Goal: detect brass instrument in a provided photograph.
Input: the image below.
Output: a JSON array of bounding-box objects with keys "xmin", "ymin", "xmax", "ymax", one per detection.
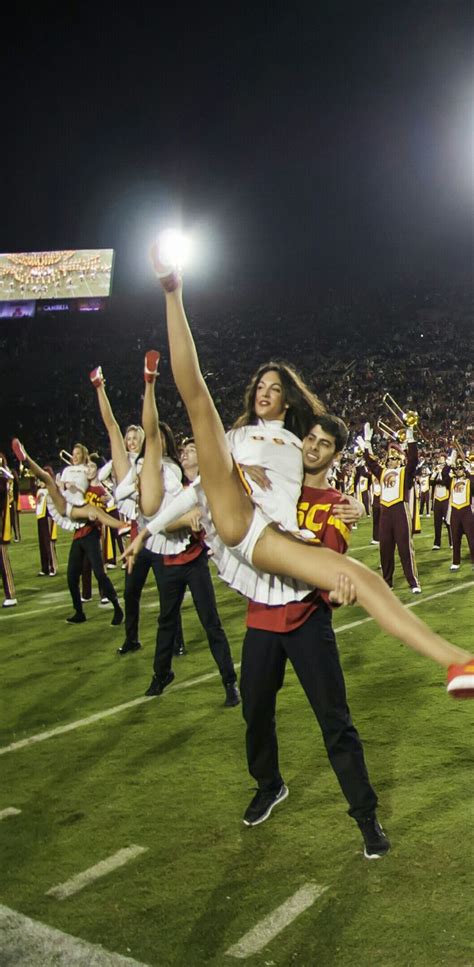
[
  {"xmin": 59, "ymin": 449, "xmax": 73, "ymax": 465},
  {"xmin": 381, "ymin": 393, "xmax": 428, "ymax": 442},
  {"xmin": 451, "ymin": 437, "xmax": 466, "ymax": 461},
  {"xmin": 377, "ymin": 419, "xmax": 407, "ymax": 444},
  {"xmin": 382, "ymin": 392, "xmax": 419, "ymax": 428}
]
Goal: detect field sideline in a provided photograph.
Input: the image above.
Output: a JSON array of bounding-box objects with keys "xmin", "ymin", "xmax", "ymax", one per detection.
[{"xmin": 1, "ymin": 514, "xmax": 473, "ymax": 966}]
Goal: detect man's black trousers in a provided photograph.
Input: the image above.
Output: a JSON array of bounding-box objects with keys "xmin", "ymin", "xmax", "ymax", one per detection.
[
  {"xmin": 240, "ymin": 605, "xmax": 378, "ymax": 820},
  {"xmin": 124, "ymin": 547, "xmax": 184, "ymax": 648}
]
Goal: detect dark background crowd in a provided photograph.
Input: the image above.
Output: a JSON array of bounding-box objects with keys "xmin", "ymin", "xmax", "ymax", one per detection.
[{"xmin": 1, "ymin": 277, "xmax": 472, "ymax": 470}]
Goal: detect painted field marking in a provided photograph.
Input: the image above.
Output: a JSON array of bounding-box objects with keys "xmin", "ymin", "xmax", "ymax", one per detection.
[
  {"xmin": 349, "ymin": 542, "xmax": 380, "ymax": 552},
  {"xmin": 226, "ymin": 882, "xmax": 328, "ymax": 959},
  {"xmin": 1, "ymin": 581, "xmax": 472, "ymax": 759},
  {"xmin": 46, "ymin": 845, "xmax": 148, "ymax": 900},
  {"xmin": 0, "ymin": 807, "xmax": 21, "ymax": 820},
  {"xmin": 0, "ymin": 585, "xmax": 158, "ymax": 619},
  {"xmin": 0, "ymin": 902, "xmax": 150, "ymax": 965},
  {"xmin": 0, "ymin": 668, "xmax": 231, "ymax": 757},
  {"xmin": 1, "ymin": 602, "xmax": 75, "ymax": 620}
]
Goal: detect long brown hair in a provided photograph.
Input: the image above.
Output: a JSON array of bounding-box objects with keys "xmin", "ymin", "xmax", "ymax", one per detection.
[{"xmin": 233, "ymin": 361, "xmax": 325, "ymax": 440}]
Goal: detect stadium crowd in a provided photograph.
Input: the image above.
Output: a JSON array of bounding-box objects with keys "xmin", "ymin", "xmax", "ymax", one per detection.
[{"xmin": 2, "ymin": 279, "xmax": 472, "ymax": 465}]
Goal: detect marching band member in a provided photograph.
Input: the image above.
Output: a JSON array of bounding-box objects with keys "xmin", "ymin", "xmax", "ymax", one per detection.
[
  {"xmin": 0, "ymin": 456, "xmax": 16, "ymax": 607},
  {"xmin": 418, "ymin": 464, "xmax": 431, "ymax": 518},
  {"xmin": 354, "ymin": 457, "xmax": 371, "ymax": 517},
  {"xmin": 358, "ymin": 424, "xmax": 421, "ymax": 593},
  {"xmin": 442, "ymin": 450, "xmax": 474, "ymax": 572},
  {"xmin": 10, "ymin": 463, "xmax": 21, "ymax": 542},
  {"xmin": 142, "ymin": 251, "xmax": 474, "ymax": 699},
  {"xmin": 370, "ymin": 471, "xmax": 381, "ymax": 544},
  {"xmin": 430, "ymin": 453, "xmax": 452, "ymax": 550}
]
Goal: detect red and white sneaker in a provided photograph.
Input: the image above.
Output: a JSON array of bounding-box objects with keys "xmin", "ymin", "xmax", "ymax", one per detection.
[
  {"xmin": 11, "ymin": 438, "xmax": 27, "ymax": 462},
  {"xmin": 144, "ymin": 350, "xmax": 160, "ymax": 383},
  {"xmin": 150, "ymin": 243, "xmax": 181, "ymax": 293},
  {"xmin": 89, "ymin": 365, "xmax": 104, "ymax": 388},
  {"xmin": 447, "ymin": 661, "xmax": 474, "ymax": 699}
]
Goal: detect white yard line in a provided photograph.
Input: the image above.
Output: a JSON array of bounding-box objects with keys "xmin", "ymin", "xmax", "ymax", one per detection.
[
  {"xmin": 0, "ymin": 669, "xmax": 231, "ymax": 757},
  {"xmin": 0, "ymin": 807, "xmax": 21, "ymax": 820},
  {"xmin": 46, "ymin": 845, "xmax": 148, "ymax": 900},
  {"xmin": 335, "ymin": 580, "xmax": 474, "ymax": 633},
  {"xmin": 1, "ymin": 581, "xmax": 471, "ymax": 759},
  {"xmin": 349, "ymin": 542, "xmax": 380, "ymax": 552},
  {"xmin": 0, "ymin": 902, "xmax": 150, "ymax": 965},
  {"xmin": 1, "ymin": 602, "xmax": 73, "ymax": 619},
  {"xmin": 226, "ymin": 883, "xmax": 328, "ymax": 958}
]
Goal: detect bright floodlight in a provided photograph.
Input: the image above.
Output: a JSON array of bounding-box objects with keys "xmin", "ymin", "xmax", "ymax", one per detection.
[{"xmin": 157, "ymin": 229, "xmax": 191, "ymax": 268}]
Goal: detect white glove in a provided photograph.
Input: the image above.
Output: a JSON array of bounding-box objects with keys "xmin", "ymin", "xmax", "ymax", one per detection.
[
  {"xmin": 356, "ymin": 435, "xmax": 366, "ymax": 452},
  {"xmin": 363, "ymin": 422, "xmax": 373, "ymax": 442},
  {"xmin": 447, "ymin": 448, "xmax": 457, "ymax": 467},
  {"xmin": 405, "ymin": 427, "xmax": 414, "ymax": 443}
]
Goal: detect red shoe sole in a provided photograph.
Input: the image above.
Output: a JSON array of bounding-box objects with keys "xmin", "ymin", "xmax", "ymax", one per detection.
[
  {"xmin": 144, "ymin": 350, "xmax": 160, "ymax": 382},
  {"xmin": 89, "ymin": 366, "xmax": 104, "ymax": 387},
  {"xmin": 12, "ymin": 438, "xmax": 26, "ymax": 462}
]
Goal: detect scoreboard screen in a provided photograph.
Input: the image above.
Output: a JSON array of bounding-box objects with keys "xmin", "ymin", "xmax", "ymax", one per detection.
[
  {"xmin": 0, "ymin": 249, "xmax": 114, "ymax": 301},
  {"xmin": 0, "ymin": 300, "xmax": 36, "ymax": 318}
]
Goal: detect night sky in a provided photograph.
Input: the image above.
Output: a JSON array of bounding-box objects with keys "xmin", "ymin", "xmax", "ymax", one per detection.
[{"xmin": 1, "ymin": 1, "xmax": 472, "ymax": 307}]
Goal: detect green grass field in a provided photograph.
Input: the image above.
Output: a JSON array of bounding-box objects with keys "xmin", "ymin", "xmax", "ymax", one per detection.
[{"xmin": 1, "ymin": 514, "xmax": 473, "ymax": 966}]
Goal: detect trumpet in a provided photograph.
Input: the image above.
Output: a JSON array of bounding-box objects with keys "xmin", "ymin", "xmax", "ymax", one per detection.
[
  {"xmin": 382, "ymin": 392, "xmax": 419, "ymax": 428},
  {"xmin": 59, "ymin": 449, "xmax": 73, "ymax": 465},
  {"xmin": 377, "ymin": 419, "xmax": 407, "ymax": 444},
  {"xmin": 451, "ymin": 437, "xmax": 466, "ymax": 461}
]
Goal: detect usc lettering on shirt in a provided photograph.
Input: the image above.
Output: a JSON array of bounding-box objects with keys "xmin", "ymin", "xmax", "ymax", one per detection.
[
  {"xmin": 247, "ymin": 486, "xmax": 350, "ymax": 633},
  {"xmin": 73, "ymin": 485, "xmax": 107, "ymax": 541},
  {"xmin": 380, "ymin": 466, "xmax": 406, "ymax": 507},
  {"xmin": 450, "ymin": 478, "xmax": 471, "ymax": 510}
]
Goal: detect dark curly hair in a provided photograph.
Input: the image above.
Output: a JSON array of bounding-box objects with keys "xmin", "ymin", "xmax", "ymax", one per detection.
[{"xmin": 233, "ymin": 361, "xmax": 325, "ymax": 440}]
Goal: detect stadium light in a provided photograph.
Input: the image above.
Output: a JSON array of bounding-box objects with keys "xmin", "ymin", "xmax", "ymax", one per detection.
[{"xmin": 156, "ymin": 229, "xmax": 192, "ymax": 270}]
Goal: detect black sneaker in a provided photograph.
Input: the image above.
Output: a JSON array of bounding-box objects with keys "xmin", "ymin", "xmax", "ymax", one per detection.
[
  {"xmin": 66, "ymin": 612, "xmax": 86, "ymax": 624},
  {"xmin": 111, "ymin": 604, "xmax": 124, "ymax": 626},
  {"xmin": 357, "ymin": 815, "xmax": 391, "ymax": 859},
  {"xmin": 243, "ymin": 784, "xmax": 289, "ymax": 827},
  {"xmin": 224, "ymin": 682, "xmax": 241, "ymax": 707},
  {"xmin": 145, "ymin": 671, "xmax": 175, "ymax": 697},
  {"xmin": 117, "ymin": 640, "xmax": 142, "ymax": 655}
]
